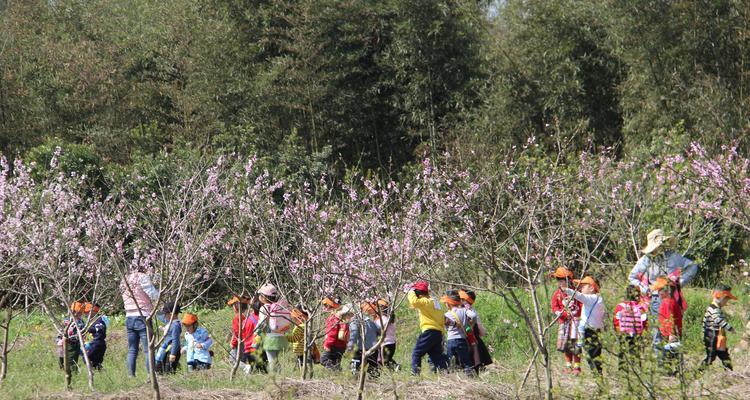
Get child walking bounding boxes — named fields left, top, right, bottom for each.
left=653, top=276, right=683, bottom=374
left=443, top=290, right=476, bottom=376
left=565, top=276, right=604, bottom=376
left=155, top=302, right=181, bottom=374
left=58, top=302, right=85, bottom=371
left=321, top=296, right=348, bottom=371
left=459, top=289, right=493, bottom=373
left=550, top=267, right=582, bottom=375
left=228, top=295, right=260, bottom=373
left=613, top=285, right=648, bottom=371
left=287, top=306, right=320, bottom=369
left=408, top=280, right=448, bottom=375
left=182, top=313, right=213, bottom=370
left=255, top=283, right=291, bottom=372
left=348, top=303, right=382, bottom=379
left=702, top=284, right=737, bottom=370
left=372, top=299, right=399, bottom=371
left=83, top=303, right=108, bottom=370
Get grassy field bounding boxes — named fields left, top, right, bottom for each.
left=1, top=284, right=748, bottom=399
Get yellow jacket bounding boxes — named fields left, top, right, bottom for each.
left=408, top=291, right=445, bottom=333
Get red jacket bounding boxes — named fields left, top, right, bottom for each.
left=658, top=297, right=683, bottom=338
left=231, top=312, right=258, bottom=353
left=323, top=314, right=348, bottom=350
left=551, top=289, right=581, bottom=323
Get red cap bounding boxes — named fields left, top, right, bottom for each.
left=413, top=281, right=429, bottom=292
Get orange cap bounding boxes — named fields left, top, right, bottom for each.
left=713, top=290, right=737, bottom=300
left=290, top=308, right=309, bottom=323
left=650, top=276, right=674, bottom=292
left=182, top=313, right=198, bottom=325
left=440, top=295, right=462, bottom=307
left=360, top=302, right=378, bottom=315
left=550, top=267, right=573, bottom=279
left=70, top=301, right=85, bottom=313
left=458, top=290, right=474, bottom=305
left=322, top=297, right=341, bottom=309
left=573, top=276, right=600, bottom=293
left=227, top=295, right=252, bottom=306
left=83, top=303, right=100, bottom=314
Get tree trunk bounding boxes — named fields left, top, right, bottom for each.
left=145, top=319, right=160, bottom=400
left=74, top=323, right=95, bottom=391
left=356, top=349, right=368, bottom=400
left=301, top=322, right=309, bottom=380
left=63, top=336, right=72, bottom=390
left=230, top=312, right=243, bottom=381
left=0, top=306, right=11, bottom=384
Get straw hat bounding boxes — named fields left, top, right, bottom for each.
left=642, top=229, right=676, bottom=254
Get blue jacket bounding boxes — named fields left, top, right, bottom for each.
left=160, top=320, right=182, bottom=357
left=347, top=317, right=381, bottom=352
left=87, top=316, right=108, bottom=345
left=185, top=327, right=213, bottom=364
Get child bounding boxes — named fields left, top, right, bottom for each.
left=321, top=296, right=348, bottom=371
left=155, top=302, right=181, bottom=374
left=182, top=313, right=213, bottom=370
left=254, top=283, right=291, bottom=372
left=408, top=280, right=448, bottom=375
left=58, top=302, right=85, bottom=371
left=228, top=295, right=259, bottom=373
left=83, top=303, right=108, bottom=370
left=443, top=290, right=476, bottom=376
left=287, top=306, right=320, bottom=369
left=653, top=276, right=683, bottom=374
left=550, top=267, right=582, bottom=375
left=372, top=299, right=399, bottom=371
left=613, top=285, right=648, bottom=371
left=459, top=289, right=493, bottom=373
left=702, top=284, right=737, bottom=370
left=348, top=303, right=381, bottom=378
left=565, top=276, right=604, bottom=375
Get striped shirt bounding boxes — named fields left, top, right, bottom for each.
left=703, top=303, right=732, bottom=332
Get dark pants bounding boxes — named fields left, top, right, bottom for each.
left=126, top=316, right=151, bottom=377
left=321, top=347, right=345, bottom=370
left=617, top=334, right=642, bottom=371
left=351, top=349, right=380, bottom=378
left=61, top=340, right=81, bottom=372
left=411, top=329, right=448, bottom=375
left=86, top=342, right=107, bottom=370
left=155, top=353, right=180, bottom=374
left=381, top=343, right=399, bottom=370
left=703, top=331, right=733, bottom=370
left=583, top=328, right=602, bottom=375
left=447, top=338, right=475, bottom=376
left=187, top=360, right=211, bottom=370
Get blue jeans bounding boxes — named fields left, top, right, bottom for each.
left=411, top=329, right=448, bottom=375
left=126, top=316, right=150, bottom=377
left=447, top=338, right=474, bottom=375
left=649, top=293, right=662, bottom=352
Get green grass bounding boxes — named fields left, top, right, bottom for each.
left=0, top=284, right=746, bottom=399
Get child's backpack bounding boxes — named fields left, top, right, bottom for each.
left=267, top=302, right=292, bottom=334
left=617, top=301, right=646, bottom=336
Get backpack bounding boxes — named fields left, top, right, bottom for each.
left=617, top=301, right=645, bottom=336
left=266, top=303, right=292, bottom=334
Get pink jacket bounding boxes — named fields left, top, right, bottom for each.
left=121, top=272, right=159, bottom=317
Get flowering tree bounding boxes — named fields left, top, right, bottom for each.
left=92, top=157, right=230, bottom=400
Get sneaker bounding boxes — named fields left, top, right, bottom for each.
left=572, top=367, right=582, bottom=376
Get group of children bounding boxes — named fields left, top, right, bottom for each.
left=57, top=273, right=738, bottom=381
left=57, top=302, right=109, bottom=372
left=550, top=266, right=739, bottom=377
left=406, top=281, right=493, bottom=376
